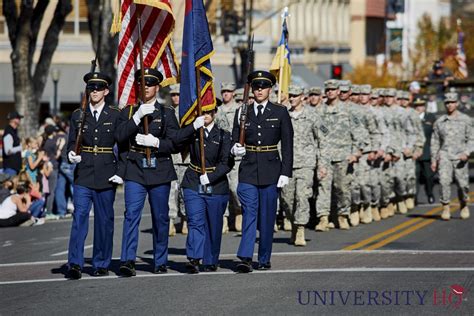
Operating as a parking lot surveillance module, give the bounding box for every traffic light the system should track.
[331,64,343,80]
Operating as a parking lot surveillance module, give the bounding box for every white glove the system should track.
[193,116,205,130]
[108,175,124,184]
[135,133,160,148]
[68,151,82,164]
[277,175,289,188]
[132,104,155,125]
[199,173,210,185]
[231,143,246,157]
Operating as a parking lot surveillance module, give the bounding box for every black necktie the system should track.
[257,105,263,118]
[93,110,98,122]
[205,128,210,138]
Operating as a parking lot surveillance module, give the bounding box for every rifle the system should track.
[74,57,98,154]
[238,34,254,145]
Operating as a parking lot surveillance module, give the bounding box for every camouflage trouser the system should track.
[169,165,187,222]
[280,168,314,225]
[438,157,469,205]
[224,160,241,217]
[368,158,382,207]
[351,154,372,207]
[380,161,395,207]
[392,158,408,199]
[317,160,352,217]
[405,157,417,196]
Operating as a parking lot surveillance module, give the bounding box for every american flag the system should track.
[115,0,179,108]
[455,19,468,79]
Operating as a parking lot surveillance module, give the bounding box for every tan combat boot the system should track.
[315,216,330,232]
[283,218,292,231]
[460,201,470,220]
[371,206,381,222]
[235,214,243,232]
[405,197,415,210]
[328,222,335,229]
[222,216,229,234]
[181,219,188,235]
[169,222,176,237]
[294,226,307,246]
[350,211,360,227]
[387,203,395,217]
[274,222,279,232]
[380,206,390,219]
[359,206,366,223]
[360,206,372,224]
[338,215,350,230]
[441,204,451,221]
[397,200,408,214]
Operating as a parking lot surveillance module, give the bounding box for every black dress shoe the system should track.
[93,268,109,277]
[119,261,136,277]
[257,262,271,270]
[428,196,435,204]
[203,264,218,272]
[153,264,168,274]
[186,259,200,274]
[67,264,82,280]
[236,259,253,273]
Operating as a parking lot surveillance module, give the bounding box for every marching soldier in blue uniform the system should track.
[116,68,179,276]
[66,72,123,279]
[231,71,294,272]
[175,104,234,273]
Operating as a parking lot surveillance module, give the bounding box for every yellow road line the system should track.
[343,192,473,251]
[364,207,460,250]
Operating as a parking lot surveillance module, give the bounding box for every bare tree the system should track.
[86,0,118,105]
[3,0,73,136]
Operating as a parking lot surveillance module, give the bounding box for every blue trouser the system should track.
[183,188,228,265]
[237,183,278,264]
[68,185,116,269]
[121,180,171,267]
[29,199,45,218]
[55,162,75,216]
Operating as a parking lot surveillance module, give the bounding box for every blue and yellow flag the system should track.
[270,15,291,97]
[179,0,216,126]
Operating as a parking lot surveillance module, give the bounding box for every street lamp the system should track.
[51,68,61,115]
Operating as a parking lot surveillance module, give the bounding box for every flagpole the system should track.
[195,67,206,178]
[277,7,288,104]
[136,5,151,166]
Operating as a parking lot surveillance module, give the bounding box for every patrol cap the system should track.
[339,80,352,92]
[360,84,372,94]
[370,89,379,98]
[169,83,180,94]
[324,79,339,89]
[249,90,254,98]
[288,85,304,96]
[7,111,24,120]
[83,72,112,91]
[308,86,322,95]
[351,84,360,94]
[396,90,404,99]
[412,97,426,106]
[221,82,236,92]
[444,92,458,103]
[248,70,276,88]
[403,91,410,100]
[384,88,396,97]
[235,88,244,101]
[134,68,164,86]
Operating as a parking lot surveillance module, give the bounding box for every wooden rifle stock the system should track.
[74,58,98,154]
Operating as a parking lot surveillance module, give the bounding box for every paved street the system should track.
[1,182,473,315]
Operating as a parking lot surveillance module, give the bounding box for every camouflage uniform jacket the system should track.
[370,105,391,153]
[355,103,382,153]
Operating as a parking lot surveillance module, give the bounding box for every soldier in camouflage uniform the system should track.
[215,82,240,233]
[431,92,473,220]
[399,91,425,210]
[315,80,367,231]
[338,81,380,227]
[168,84,189,236]
[367,88,391,222]
[235,88,244,104]
[307,87,323,108]
[280,85,323,245]
[350,85,361,104]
